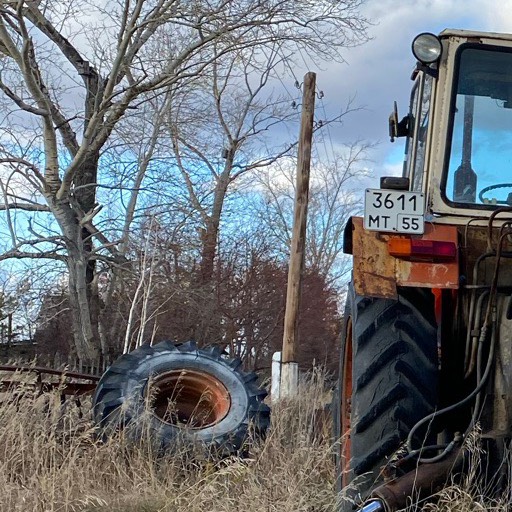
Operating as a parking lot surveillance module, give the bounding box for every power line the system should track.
[294,46,338,168]
[275,46,341,168]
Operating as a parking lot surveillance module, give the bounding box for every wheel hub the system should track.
[149,369,231,429]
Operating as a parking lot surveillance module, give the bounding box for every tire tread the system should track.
[338,285,439,502]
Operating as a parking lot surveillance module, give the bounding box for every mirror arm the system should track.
[413,62,439,79]
[397,115,411,137]
[390,114,411,142]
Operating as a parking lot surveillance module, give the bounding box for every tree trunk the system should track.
[67,247,100,362]
[200,218,220,284]
[100,263,131,356]
[74,150,101,347]
[51,198,100,363]
[199,166,231,284]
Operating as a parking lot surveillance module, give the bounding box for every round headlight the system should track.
[412,32,442,64]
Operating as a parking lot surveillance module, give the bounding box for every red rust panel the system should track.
[352,217,459,298]
[352,217,398,299]
[398,223,459,289]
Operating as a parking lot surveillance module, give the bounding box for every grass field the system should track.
[0,370,508,512]
[0,371,336,512]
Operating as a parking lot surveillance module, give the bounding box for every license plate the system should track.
[364,189,425,234]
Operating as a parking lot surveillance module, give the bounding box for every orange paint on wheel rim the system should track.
[149,369,231,429]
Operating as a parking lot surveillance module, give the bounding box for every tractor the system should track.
[335,29,512,511]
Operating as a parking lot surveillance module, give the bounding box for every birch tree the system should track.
[0,0,368,362]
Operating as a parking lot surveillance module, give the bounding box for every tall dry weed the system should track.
[422,431,512,512]
[3,370,509,512]
[0,369,336,512]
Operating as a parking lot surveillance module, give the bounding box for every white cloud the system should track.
[305,0,512,185]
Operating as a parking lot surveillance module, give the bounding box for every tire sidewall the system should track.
[335,285,356,497]
[95,348,251,445]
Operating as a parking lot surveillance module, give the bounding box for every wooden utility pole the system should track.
[280,71,316,397]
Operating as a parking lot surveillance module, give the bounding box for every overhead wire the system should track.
[297,46,339,167]
[277,45,339,170]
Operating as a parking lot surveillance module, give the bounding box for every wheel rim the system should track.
[341,317,353,487]
[148,369,231,429]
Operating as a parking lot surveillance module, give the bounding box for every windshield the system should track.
[445,45,512,207]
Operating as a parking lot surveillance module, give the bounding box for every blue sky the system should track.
[314,0,512,181]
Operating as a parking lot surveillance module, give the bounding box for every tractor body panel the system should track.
[351,217,459,298]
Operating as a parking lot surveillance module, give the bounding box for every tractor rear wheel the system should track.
[335,285,439,508]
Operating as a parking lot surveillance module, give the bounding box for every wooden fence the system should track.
[49,353,112,376]
[0,343,112,377]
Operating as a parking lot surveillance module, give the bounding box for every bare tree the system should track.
[0,0,368,361]
[165,46,361,286]
[254,145,371,285]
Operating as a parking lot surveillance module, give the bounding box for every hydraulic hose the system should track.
[406,312,496,463]
[408,228,508,463]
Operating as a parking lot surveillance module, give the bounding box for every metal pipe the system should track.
[486,207,512,252]
[357,500,385,512]
[0,364,100,381]
[464,251,495,376]
[366,448,463,512]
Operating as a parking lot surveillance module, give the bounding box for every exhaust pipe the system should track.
[358,501,385,512]
[356,449,464,512]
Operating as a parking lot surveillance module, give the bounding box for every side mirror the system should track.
[389,101,399,142]
[389,102,411,142]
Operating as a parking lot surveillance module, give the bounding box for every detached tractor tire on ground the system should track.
[335,285,439,508]
[93,340,270,455]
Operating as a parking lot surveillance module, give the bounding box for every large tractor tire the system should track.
[93,340,270,455]
[335,285,439,508]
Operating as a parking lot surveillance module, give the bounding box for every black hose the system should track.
[406,320,495,463]
[407,223,512,463]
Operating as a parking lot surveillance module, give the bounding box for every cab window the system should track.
[444,45,512,207]
[403,72,432,192]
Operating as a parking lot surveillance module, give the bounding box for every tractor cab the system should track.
[396,30,512,218]
[338,30,512,512]
[356,30,512,298]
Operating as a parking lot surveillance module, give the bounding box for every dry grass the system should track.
[0,370,336,512]
[422,442,512,512]
[2,370,511,512]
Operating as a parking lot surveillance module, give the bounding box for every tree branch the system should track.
[0,77,47,115]
[0,201,50,212]
[0,249,66,261]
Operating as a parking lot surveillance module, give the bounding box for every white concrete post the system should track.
[271,351,282,403]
